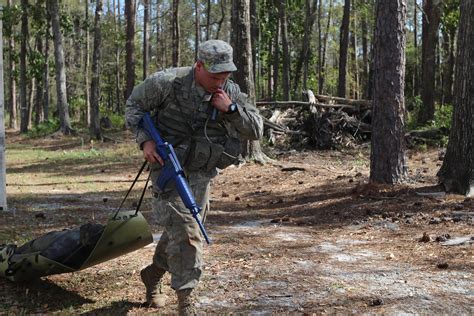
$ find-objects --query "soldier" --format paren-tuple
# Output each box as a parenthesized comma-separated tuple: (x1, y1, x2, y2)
(125, 40, 263, 314)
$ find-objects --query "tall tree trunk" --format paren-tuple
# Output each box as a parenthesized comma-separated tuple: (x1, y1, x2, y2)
(278, 0, 290, 101)
(413, 0, 419, 96)
(419, 0, 441, 124)
(20, 0, 29, 133)
(318, 0, 333, 95)
(272, 9, 280, 100)
(350, 9, 359, 99)
(125, 0, 136, 99)
(0, 12, 6, 211)
(206, 0, 211, 40)
(361, 0, 369, 99)
(250, 0, 258, 89)
(317, 0, 323, 95)
(28, 77, 35, 128)
(155, 0, 162, 68)
(84, 0, 91, 125)
(437, 0, 474, 196)
(231, 0, 255, 103)
(294, 0, 317, 94)
(7, 0, 17, 129)
(195, 0, 200, 60)
(172, 0, 180, 67)
(370, 0, 407, 184)
(72, 14, 81, 102)
(441, 27, 455, 105)
(34, 36, 44, 126)
(216, 0, 226, 39)
(114, 0, 122, 114)
(49, 0, 72, 135)
(143, 0, 149, 80)
(267, 39, 273, 99)
(90, 0, 103, 140)
(43, 14, 50, 122)
(337, 0, 350, 98)
(231, 0, 266, 163)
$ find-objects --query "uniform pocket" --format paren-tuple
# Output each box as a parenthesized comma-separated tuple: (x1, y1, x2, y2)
(185, 140, 211, 171)
(216, 137, 241, 169)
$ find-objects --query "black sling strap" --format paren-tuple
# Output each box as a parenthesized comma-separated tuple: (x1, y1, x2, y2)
(112, 160, 150, 219)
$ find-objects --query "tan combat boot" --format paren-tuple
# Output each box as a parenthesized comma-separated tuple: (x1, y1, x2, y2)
(177, 289, 197, 316)
(140, 264, 167, 308)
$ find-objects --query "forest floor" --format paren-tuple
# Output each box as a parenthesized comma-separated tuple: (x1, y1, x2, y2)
(0, 130, 472, 315)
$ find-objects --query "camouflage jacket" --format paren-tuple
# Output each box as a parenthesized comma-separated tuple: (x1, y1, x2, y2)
(125, 66, 263, 174)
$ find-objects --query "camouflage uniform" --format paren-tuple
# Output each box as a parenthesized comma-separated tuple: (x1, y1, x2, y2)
(125, 40, 263, 293)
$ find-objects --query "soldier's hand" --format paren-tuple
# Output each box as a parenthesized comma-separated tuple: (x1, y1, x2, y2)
(142, 140, 164, 165)
(211, 89, 233, 112)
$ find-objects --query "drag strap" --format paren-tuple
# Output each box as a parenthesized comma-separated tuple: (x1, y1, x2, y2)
(113, 160, 148, 219)
(134, 171, 151, 216)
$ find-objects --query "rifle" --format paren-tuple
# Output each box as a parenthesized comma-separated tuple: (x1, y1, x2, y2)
(140, 112, 211, 244)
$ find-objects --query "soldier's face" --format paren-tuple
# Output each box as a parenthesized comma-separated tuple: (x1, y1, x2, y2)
(195, 61, 231, 93)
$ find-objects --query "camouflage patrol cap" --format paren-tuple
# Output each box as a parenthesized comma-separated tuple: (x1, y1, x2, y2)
(198, 40, 237, 73)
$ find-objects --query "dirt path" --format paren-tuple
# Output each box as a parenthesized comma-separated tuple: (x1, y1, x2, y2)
(0, 132, 472, 314)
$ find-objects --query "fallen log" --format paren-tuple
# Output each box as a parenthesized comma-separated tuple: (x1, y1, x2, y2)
(256, 101, 360, 111)
(314, 94, 372, 107)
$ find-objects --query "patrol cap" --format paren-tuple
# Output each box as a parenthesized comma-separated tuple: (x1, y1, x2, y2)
(198, 40, 237, 73)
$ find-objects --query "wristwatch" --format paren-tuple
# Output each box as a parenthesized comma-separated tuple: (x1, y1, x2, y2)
(227, 102, 238, 114)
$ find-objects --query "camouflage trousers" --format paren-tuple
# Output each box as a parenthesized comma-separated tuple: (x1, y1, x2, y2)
(151, 171, 211, 291)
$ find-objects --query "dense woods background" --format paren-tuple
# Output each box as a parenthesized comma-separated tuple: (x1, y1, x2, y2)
(0, 0, 460, 135)
(1, 0, 472, 193)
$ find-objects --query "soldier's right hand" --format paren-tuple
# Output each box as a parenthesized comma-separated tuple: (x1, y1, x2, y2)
(143, 140, 164, 165)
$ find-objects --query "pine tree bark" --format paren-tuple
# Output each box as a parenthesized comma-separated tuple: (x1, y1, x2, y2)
(7, 0, 17, 129)
(0, 13, 6, 211)
(231, 0, 266, 163)
(49, 0, 73, 135)
(231, 0, 255, 103)
(437, 0, 474, 196)
(34, 35, 44, 126)
(272, 9, 280, 100)
(155, 0, 165, 69)
(337, 0, 350, 98)
(206, 0, 211, 40)
(419, 0, 441, 124)
(84, 0, 91, 124)
(441, 27, 455, 105)
(318, 0, 333, 95)
(113, 0, 122, 114)
(250, 0, 258, 89)
(195, 0, 200, 60)
(278, 0, 290, 101)
(215, 0, 226, 39)
(125, 0, 136, 99)
(370, 0, 407, 184)
(172, 0, 180, 67)
(43, 14, 50, 122)
(350, 8, 359, 99)
(361, 0, 369, 99)
(90, 0, 103, 140)
(20, 0, 29, 133)
(143, 0, 149, 80)
(413, 0, 419, 97)
(293, 0, 317, 94)
(27, 76, 35, 128)
(267, 39, 273, 99)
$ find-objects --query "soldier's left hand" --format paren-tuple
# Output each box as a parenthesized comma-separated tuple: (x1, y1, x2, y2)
(211, 89, 233, 112)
